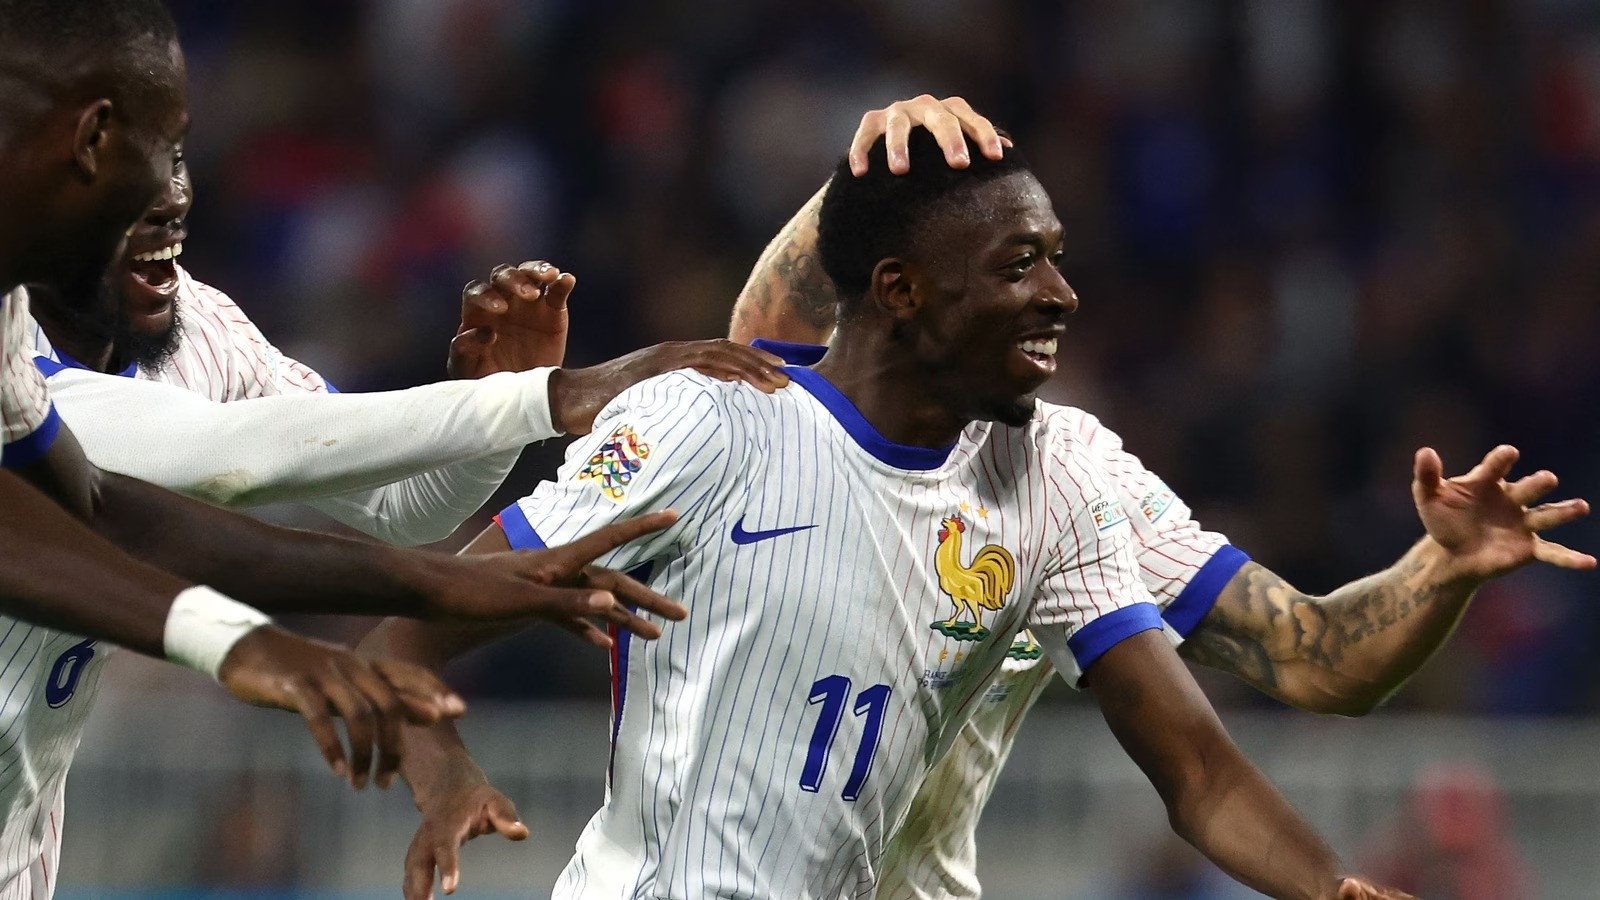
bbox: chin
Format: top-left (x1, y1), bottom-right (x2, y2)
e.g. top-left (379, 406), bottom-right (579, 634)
top-left (979, 395), bottom-right (1037, 428)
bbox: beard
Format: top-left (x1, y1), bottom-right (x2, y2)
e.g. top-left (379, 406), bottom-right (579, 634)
top-left (30, 271), bottom-right (183, 372)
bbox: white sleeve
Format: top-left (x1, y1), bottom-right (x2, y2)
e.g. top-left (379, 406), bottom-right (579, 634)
top-left (497, 372), bottom-right (739, 571)
top-left (1026, 429), bottom-right (1164, 688)
top-left (305, 450), bottom-right (520, 546)
top-left (0, 290), bottom-right (60, 467)
top-left (1073, 410), bottom-right (1250, 638)
top-left (43, 364), bottom-right (559, 507)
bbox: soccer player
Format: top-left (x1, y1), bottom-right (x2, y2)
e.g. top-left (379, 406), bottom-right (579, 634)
top-left (0, 1), bottom-right (691, 891)
top-left (728, 96), bottom-right (1595, 898)
top-left (23, 163), bottom-right (786, 540)
top-left (370, 128), bottom-right (1411, 898)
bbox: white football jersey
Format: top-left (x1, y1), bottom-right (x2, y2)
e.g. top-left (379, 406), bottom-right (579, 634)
top-left (0, 289), bottom-right (58, 462)
top-left (0, 288), bottom-right (74, 897)
top-left (875, 404), bottom-right (1247, 900)
top-left (500, 368), bottom-right (1164, 899)
top-left (0, 268), bottom-right (332, 898)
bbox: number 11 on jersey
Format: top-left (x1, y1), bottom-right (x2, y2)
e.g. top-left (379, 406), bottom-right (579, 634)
top-left (798, 674), bottom-right (891, 801)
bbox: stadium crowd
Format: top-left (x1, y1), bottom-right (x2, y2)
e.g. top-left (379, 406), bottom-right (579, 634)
top-left (159, 0), bottom-right (1600, 715)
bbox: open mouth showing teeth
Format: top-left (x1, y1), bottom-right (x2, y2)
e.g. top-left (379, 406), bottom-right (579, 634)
top-left (128, 241), bottom-right (182, 290)
top-left (1018, 337), bottom-right (1058, 361)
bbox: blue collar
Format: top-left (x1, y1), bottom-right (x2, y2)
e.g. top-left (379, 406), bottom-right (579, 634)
top-left (783, 366), bottom-right (955, 471)
top-left (54, 346), bottom-right (137, 379)
top-left (752, 338), bottom-right (827, 366)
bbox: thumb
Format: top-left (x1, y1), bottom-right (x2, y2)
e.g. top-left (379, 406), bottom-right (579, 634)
top-left (487, 794), bottom-right (529, 840)
top-left (1412, 447), bottom-right (1443, 504)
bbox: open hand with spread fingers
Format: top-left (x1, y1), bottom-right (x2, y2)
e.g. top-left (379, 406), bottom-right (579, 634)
top-left (218, 626), bottom-right (466, 791)
top-left (417, 510), bottom-right (689, 648)
top-left (449, 259), bottom-right (576, 378)
top-left (849, 94), bottom-right (1012, 176)
top-left (403, 777), bottom-right (526, 900)
top-left (1413, 444), bottom-right (1595, 581)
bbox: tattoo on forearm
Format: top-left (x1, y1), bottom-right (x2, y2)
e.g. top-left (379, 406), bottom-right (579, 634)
top-left (1181, 555), bottom-right (1444, 694)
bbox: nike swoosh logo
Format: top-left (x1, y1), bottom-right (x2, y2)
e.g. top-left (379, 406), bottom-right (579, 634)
top-left (730, 516), bottom-right (818, 546)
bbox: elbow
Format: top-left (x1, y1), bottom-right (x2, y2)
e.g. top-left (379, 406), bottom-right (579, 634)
top-left (1278, 674), bottom-right (1385, 718)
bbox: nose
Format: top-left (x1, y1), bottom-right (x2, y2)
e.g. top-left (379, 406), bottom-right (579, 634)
top-left (143, 167), bottom-right (191, 226)
top-left (1036, 268), bottom-right (1079, 316)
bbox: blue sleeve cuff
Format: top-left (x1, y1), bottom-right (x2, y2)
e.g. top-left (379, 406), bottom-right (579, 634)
top-left (495, 502), bottom-right (547, 550)
top-left (1068, 602), bottom-right (1164, 674)
top-left (2, 405), bottom-right (61, 469)
top-left (1161, 545), bottom-right (1251, 638)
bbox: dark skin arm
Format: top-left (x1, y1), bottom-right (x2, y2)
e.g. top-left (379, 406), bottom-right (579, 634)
top-left (1091, 631), bottom-right (1410, 900)
top-left (1182, 445), bottom-right (1592, 715)
top-left (359, 525), bottom-right (532, 900)
top-left (1, 433), bottom-right (469, 791)
top-left (19, 428), bottom-right (689, 645)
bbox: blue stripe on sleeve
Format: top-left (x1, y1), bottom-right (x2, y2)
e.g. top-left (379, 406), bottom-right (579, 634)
top-left (1067, 601), bottom-right (1164, 673)
top-left (32, 356), bottom-right (65, 378)
top-left (1161, 545), bottom-right (1251, 638)
top-left (496, 502), bottom-right (548, 550)
top-left (1, 405), bottom-right (61, 469)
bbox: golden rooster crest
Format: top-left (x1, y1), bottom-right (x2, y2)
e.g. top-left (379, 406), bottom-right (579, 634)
top-left (929, 513), bottom-right (1017, 641)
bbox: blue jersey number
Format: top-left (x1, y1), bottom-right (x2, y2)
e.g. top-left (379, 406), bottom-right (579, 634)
top-left (798, 675), bottom-right (891, 801)
top-left (45, 639), bottom-right (98, 708)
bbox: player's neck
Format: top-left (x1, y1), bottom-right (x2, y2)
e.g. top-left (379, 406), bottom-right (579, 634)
top-left (30, 299), bottom-right (121, 373)
top-left (812, 340), bottom-right (970, 449)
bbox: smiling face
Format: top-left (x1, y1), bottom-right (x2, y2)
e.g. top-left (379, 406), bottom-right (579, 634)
top-left (117, 141), bottom-right (190, 342)
top-left (897, 171), bottom-right (1077, 426)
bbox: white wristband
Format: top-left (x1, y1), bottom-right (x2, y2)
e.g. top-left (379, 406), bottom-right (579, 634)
top-left (163, 586), bottom-right (272, 680)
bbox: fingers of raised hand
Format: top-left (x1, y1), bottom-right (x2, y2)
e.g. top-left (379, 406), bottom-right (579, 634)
top-left (688, 341), bottom-right (789, 391)
top-left (584, 564), bottom-right (687, 624)
top-left (1525, 497), bottom-right (1588, 532)
top-left (320, 668), bottom-right (378, 790)
top-left (342, 659), bottom-right (405, 789)
top-left (486, 792), bottom-right (530, 840)
top-left (1464, 444), bottom-right (1519, 483)
top-left (1506, 469), bottom-right (1559, 506)
top-left (373, 660), bottom-right (466, 723)
top-left (938, 96), bottom-right (1004, 159)
top-left (403, 829), bottom-right (441, 900)
top-left (883, 109), bottom-right (912, 174)
top-left (1412, 447), bottom-right (1444, 499)
top-left (542, 511), bottom-right (680, 573)
top-left (491, 260), bottom-right (557, 302)
top-left (1532, 536), bottom-right (1599, 570)
top-left (543, 271), bottom-right (576, 311)
top-left (285, 678), bottom-right (348, 782)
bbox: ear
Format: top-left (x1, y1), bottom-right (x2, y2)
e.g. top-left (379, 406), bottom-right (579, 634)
top-left (868, 258), bottom-right (918, 322)
top-left (71, 100), bottom-right (114, 180)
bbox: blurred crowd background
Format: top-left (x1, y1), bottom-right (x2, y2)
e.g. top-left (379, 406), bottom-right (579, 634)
top-left (72, 0), bottom-right (1600, 895)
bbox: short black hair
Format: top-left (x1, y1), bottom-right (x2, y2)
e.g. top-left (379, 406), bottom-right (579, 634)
top-left (817, 128), bottom-right (1031, 307)
top-left (0, 0), bottom-right (176, 56)
top-left (0, 0), bottom-right (179, 102)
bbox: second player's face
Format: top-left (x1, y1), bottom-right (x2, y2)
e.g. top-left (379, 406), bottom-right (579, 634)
top-left (117, 144), bottom-right (192, 341)
top-left (909, 172), bottom-right (1077, 426)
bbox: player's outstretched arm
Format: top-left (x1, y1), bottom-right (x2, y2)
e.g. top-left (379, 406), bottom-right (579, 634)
top-left (358, 526), bottom-right (532, 900)
top-left (18, 427), bottom-right (688, 638)
top-left (0, 467), bottom-right (466, 791)
top-left (729, 94), bottom-right (1007, 346)
top-left (1181, 445), bottom-right (1593, 716)
top-left (1090, 631), bottom-right (1412, 900)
